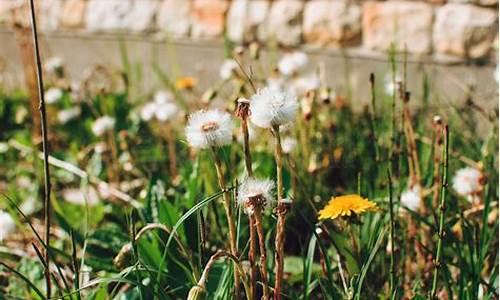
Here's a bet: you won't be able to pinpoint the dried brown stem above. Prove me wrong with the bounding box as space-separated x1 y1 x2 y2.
254 209 270 300
164 123 177 178
28 0 52 296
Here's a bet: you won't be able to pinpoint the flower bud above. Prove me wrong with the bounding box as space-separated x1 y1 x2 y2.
187 285 206 300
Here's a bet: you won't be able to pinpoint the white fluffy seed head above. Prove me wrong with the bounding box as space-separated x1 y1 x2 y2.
45 57 63 73
281 137 297 154
249 85 298 128
45 88 63 104
92 116 115 136
452 167 483 197
57 107 81 124
237 178 275 215
278 51 308 76
186 109 233 149
292 73 320 95
141 91 179 122
401 185 421 212
154 90 173 104
0 210 16 241
220 59 239 80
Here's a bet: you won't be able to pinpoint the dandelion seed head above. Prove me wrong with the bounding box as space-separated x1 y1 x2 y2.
45 57 63 73
154 90 173 104
45 87 63 104
186 109 233 149
237 178 275 214
281 137 297 154
141 91 179 122
452 167 483 198
401 185 421 212
92 116 115 136
292 73 320 95
140 102 157 121
219 59 239 80
278 51 308 76
0 210 16 241
250 85 298 128
57 107 81 124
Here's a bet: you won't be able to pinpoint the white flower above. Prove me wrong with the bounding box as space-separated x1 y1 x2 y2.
62 187 100 206
186 109 233 149
281 137 297 154
250 85 298 128
92 116 115 136
292 73 320 95
384 73 401 96
45 57 63 73
237 178 275 214
267 76 286 90
219 59 239 80
140 102 157 121
401 185 421 211
155 101 179 122
141 91 179 122
45 88 63 104
57 107 81 124
154 90 173 104
0 210 16 241
278 51 308 76
452 167 483 197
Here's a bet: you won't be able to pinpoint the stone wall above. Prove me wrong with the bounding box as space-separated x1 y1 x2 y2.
0 0 498 64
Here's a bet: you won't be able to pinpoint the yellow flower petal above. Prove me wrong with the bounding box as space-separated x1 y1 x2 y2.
318 194 378 221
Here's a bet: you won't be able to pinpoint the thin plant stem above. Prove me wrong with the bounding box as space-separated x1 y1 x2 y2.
254 209 270 300
272 125 288 300
249 215 258 299
387 169 396 298
211 147 240 296
430 125 449 299
28 0 52 296
164 123 177 178
236 99 258 299
195 250 252 300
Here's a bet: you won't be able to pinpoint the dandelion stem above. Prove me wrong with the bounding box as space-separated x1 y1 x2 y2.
272 125 287 300
211 147 240 296
165 123 177 178
387 169 396 298
254 208 270 300
430 125 449 299
236 99 258 299
28 0 52 296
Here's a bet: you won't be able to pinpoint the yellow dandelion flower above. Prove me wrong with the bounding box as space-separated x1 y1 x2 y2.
175 76 197 90
318 194 378 220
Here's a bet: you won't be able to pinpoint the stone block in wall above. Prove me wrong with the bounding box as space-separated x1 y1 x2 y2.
362 1 434 54
39 0 63 31
226 0 269 43
191 0 229 39
60 0 86 29
303 0 361 47
85 0 158 33
448 0 498 7
434 4 497 59
260 0 303 46
126 0 159 32
157 0 191 38
85 0 132 32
